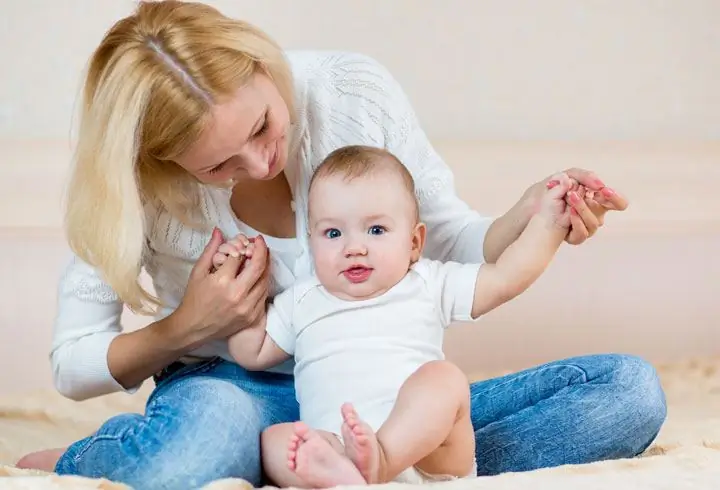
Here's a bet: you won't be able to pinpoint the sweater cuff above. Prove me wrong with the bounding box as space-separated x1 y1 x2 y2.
53 332 143 400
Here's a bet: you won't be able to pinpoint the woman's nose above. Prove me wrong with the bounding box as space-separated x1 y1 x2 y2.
241 146 271 179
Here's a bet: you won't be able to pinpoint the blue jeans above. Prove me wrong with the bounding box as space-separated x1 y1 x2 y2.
55 354 666 489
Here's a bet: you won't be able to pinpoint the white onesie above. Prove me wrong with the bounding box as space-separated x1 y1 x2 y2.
265 258 481 436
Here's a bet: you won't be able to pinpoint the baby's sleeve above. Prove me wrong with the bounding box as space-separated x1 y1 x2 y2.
416 259 482 326
264 289 297 355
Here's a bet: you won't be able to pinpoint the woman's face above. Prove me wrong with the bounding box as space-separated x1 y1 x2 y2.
176 72 291 184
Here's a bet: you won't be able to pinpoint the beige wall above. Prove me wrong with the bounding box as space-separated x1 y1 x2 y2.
0 2 718 394
1 0 719 141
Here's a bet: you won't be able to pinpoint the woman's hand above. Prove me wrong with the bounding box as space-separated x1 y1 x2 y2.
171 228 270 348
523 168 629 245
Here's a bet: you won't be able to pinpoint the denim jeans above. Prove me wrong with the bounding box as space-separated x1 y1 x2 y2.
55 354 667 489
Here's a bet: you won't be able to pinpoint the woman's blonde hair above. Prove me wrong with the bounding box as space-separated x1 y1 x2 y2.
65 0 294 314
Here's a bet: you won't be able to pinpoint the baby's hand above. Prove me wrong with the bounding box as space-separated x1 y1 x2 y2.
538 172 575 229
212 233 255 270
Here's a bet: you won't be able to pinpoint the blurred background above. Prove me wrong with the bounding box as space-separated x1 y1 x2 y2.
0 1 718 395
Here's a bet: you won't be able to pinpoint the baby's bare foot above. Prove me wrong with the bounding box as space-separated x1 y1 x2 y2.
341 403 383 484
288 421 365 488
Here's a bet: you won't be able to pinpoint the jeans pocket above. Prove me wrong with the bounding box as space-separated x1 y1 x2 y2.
153 357 224 387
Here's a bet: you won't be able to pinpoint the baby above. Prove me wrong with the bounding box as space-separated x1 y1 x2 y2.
213 145 575 488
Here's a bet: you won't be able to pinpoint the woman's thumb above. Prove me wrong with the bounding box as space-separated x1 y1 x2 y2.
193 228 225 277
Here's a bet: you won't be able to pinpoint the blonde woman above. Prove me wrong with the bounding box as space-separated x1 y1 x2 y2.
18 1 666 488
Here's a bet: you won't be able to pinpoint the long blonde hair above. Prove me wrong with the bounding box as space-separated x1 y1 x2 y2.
65 0 294 314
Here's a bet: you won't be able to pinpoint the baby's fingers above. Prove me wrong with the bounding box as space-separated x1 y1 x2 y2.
212 252 228 269
218 242 243 258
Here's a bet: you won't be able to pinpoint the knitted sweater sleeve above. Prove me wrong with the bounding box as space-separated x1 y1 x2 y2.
50 254 135 401
317 52 495 263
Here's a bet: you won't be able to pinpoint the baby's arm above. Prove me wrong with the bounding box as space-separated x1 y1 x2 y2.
470 173 573 318
227 313 290 371
215 233 293 370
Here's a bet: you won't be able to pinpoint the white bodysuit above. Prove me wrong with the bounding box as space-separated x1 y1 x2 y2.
265 258 481 436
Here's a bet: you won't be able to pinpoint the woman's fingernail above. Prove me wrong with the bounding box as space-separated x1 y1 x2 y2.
602 187 615 196
569 191 581 204
546 180 560 189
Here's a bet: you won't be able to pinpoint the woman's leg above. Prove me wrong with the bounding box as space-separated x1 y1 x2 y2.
469 353 667 475
53 359 299 490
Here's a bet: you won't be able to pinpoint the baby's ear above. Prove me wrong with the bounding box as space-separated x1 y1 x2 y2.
410 222 427 261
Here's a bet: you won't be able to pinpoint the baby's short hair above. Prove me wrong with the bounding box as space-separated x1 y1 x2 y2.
309 145 419 220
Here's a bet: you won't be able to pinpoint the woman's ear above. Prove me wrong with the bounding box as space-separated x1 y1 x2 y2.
410 222 427 262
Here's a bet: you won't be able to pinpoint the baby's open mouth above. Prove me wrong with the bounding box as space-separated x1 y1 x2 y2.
343 266 373 283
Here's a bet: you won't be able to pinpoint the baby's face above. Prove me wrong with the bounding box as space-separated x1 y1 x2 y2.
308 169 424 301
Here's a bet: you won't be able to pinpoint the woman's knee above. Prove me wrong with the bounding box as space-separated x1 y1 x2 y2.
146 377 267 484
609 354 667 438
66 377 267 489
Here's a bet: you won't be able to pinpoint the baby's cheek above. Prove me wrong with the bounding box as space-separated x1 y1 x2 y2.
310 243 336 275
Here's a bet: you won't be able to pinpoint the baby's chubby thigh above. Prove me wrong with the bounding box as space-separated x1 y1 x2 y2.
381 360 475 478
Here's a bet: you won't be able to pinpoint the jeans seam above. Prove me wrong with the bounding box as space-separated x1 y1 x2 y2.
473 363 590 399
72 433 130 465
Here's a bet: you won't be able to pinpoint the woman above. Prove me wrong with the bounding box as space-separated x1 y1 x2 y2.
19 1 666 489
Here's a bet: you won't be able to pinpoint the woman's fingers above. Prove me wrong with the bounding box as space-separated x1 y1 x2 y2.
585 197 606 227
192 228 225 279
234 236 268 291
566 210 590 245
568 191 600 237
597 187 629 211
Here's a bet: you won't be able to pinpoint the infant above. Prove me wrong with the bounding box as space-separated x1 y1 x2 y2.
213 145 575 488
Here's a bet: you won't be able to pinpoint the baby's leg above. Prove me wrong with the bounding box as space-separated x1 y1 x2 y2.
261 422 365 488
342 360 474 483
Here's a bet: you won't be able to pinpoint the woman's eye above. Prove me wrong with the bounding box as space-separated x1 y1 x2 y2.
368 225 385 235
208 162 227 174
325 228 341 239
254 117 269 137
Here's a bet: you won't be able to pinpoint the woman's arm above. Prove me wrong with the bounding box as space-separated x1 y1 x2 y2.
52 254 213 400
51 256 154 400
53 229 268 401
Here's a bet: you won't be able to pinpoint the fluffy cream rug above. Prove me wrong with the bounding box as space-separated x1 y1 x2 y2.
1 359 719 489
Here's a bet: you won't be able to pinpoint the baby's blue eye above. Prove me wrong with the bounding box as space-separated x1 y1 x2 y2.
325 228 341 239
368 225 385 235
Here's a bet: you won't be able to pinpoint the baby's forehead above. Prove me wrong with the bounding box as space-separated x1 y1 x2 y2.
309 169 417 218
